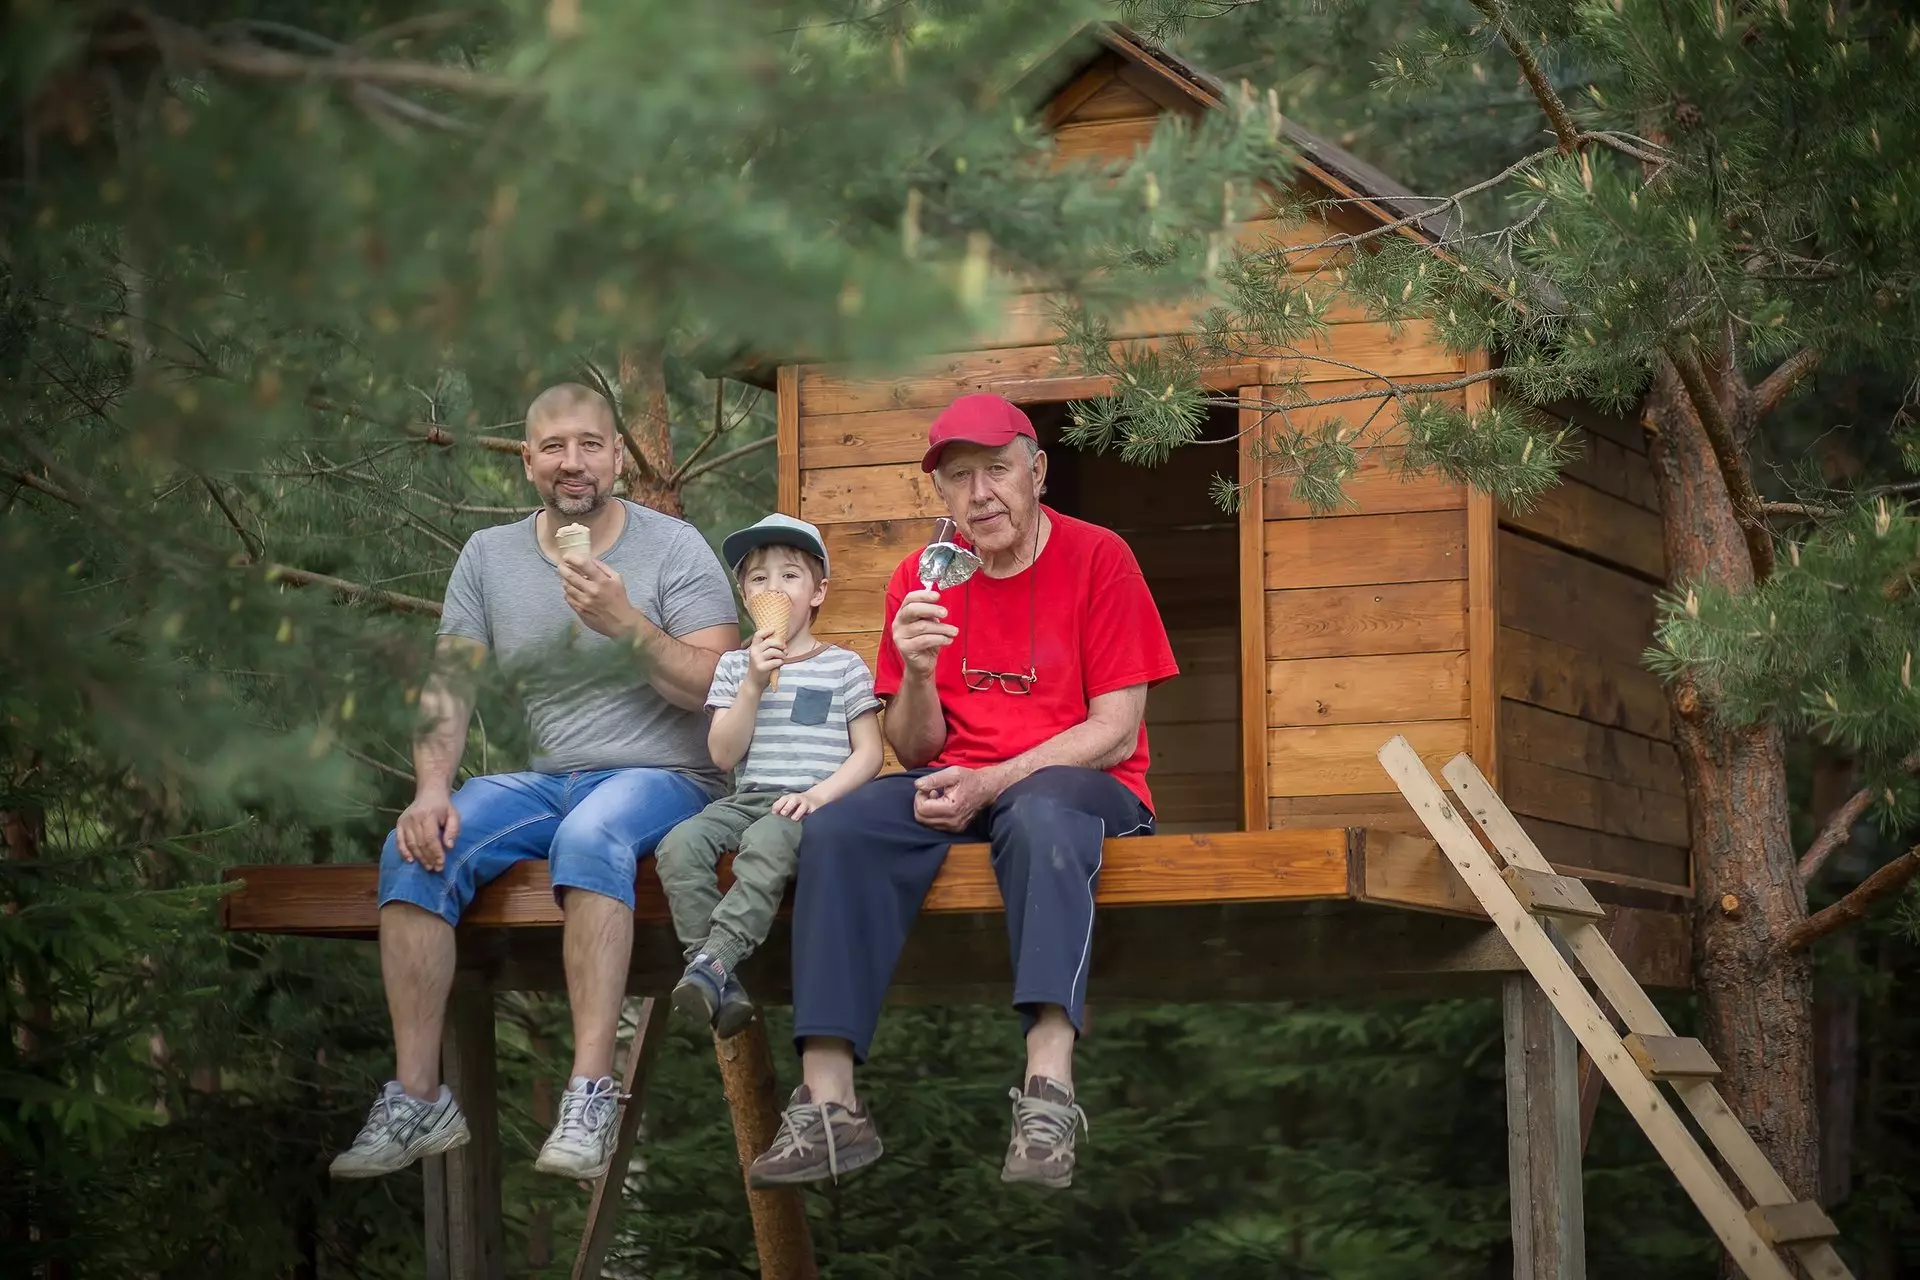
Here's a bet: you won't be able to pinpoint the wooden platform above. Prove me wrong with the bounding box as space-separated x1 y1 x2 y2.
220 828 1690 1000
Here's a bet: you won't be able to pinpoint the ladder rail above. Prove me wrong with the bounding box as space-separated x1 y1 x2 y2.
1378 738 1799 1280
1440 754 1853 1280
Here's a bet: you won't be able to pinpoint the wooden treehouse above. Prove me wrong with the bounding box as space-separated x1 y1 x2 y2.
221 25 1860 1280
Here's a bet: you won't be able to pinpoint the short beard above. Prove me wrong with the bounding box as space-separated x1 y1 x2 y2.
547 485 606 518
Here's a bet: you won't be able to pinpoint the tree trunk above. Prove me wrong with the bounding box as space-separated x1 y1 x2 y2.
617 345 682 517
1643 370 1820 1244
1807 750 1860 1209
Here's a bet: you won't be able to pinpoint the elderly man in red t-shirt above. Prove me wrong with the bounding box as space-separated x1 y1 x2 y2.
746 393 1178 1192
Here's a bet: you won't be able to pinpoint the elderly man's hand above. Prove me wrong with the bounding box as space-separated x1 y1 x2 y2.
560 558 640 638
891 588 957 679
912 765 1001 832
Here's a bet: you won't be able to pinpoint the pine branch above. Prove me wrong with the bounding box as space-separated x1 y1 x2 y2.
1798 751 1920 881
1777 844 1920 954
1 465 78 507
407 423 524 456
197 474 263 561
1763 501 1832 520
1666 346 1774 579
263 564 443 617
580 359 667 490
669 382 763 486
104 12 534 101
1469 0 1581 153
343 745 415 782
1754 348 1822 419
675 433 775 485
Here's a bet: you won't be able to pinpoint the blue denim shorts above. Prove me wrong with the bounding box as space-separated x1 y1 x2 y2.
377 769 711 925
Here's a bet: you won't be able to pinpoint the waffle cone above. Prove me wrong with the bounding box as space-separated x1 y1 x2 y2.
553 522 592 565
746 591 792 690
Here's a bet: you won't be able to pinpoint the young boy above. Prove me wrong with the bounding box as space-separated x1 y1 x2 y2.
654 514 883 1036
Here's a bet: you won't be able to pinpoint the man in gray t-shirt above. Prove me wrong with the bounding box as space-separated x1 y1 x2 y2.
330 382 740 1187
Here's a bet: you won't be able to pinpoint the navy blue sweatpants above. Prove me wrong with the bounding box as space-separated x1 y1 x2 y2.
790 765 1153 1062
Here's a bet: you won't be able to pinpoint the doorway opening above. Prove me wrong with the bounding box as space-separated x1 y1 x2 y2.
1026 403 1244 833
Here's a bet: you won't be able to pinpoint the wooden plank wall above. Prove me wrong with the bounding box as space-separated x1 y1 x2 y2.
783 54 1384 831
1495 401 1690 898
1260 380 1474 834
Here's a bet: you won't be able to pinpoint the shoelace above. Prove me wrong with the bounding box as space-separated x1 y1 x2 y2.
765 1100 843 1181
361 1089 415 1140
1007 1089 1088 1160
555 1077 624 1145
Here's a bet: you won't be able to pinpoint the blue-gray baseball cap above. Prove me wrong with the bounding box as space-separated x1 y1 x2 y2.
721 514 830 577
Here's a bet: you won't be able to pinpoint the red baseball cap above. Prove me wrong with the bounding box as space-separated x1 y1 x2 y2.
920 394 1037 472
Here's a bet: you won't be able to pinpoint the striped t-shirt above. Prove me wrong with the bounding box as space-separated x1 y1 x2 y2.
706 646 881 793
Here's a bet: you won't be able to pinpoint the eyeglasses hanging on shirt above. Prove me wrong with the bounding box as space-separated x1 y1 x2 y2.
957 513 1040 696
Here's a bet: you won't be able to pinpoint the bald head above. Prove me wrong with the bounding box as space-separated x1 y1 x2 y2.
526 382 616 445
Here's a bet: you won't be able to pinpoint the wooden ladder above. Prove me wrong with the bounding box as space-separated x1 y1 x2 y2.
1377 736 1854 1280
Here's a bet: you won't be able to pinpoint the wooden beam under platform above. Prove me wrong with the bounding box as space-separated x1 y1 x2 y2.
220 827 1691 998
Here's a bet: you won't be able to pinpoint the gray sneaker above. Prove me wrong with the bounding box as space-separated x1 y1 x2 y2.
533 1075 625 1180
746 1085 884 1187
1000 1076 1087 1188
329 1081 470 1179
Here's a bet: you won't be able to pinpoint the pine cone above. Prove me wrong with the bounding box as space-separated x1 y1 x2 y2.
1672 96 1703 131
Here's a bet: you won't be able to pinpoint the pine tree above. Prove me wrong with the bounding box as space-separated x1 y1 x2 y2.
1074 1 1920 1262
0 2 1286 1273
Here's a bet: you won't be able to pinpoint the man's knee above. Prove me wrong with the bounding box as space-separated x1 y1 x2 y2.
548 824 638 910
378 832 468 926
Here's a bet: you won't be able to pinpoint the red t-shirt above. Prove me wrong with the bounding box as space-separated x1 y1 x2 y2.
875 507 1180 812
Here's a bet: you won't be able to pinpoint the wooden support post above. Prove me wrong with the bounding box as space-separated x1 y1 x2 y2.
423 1159 449 1280
1236 384 1270 832
715 1019 818 1280
1504 975 1586 1280
425 974 504 1280
572 997 671 1280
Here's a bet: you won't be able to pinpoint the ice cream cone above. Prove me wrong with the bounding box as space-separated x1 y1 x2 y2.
746 590 792 690
554 522 592 566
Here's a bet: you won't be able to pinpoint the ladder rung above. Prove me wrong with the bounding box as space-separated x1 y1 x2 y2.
1500 866 1605 920
1623 1033 1721 1080
1747 1200 1839 1246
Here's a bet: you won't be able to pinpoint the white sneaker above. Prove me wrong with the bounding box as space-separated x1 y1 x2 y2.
533 1075 625 1179
329 1081 470 1179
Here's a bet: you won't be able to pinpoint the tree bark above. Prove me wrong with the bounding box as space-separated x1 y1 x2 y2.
714 1021 817 1280
1643 369 1820 1256
616 345 682 517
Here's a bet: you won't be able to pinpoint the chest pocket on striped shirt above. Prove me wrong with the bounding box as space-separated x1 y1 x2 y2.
789 686 832 726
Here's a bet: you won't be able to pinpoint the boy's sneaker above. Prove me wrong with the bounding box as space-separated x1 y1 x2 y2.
672 953 756 1039
532 1075 625 1180
329 1081 470 1179
1000 1076 1087 1189
746 1085 884 1187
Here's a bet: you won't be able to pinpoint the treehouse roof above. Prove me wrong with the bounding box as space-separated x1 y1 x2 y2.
1024 23 1456 241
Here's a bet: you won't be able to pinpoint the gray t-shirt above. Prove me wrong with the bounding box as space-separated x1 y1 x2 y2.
439 500 740 789
706 646 880 792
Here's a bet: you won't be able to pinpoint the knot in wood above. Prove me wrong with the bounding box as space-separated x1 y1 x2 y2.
1719 892 1741 916
1675 683 1702 718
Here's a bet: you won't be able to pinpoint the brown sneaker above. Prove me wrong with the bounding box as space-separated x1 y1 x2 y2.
746 1085 884 1187
1000 1076 1086 1189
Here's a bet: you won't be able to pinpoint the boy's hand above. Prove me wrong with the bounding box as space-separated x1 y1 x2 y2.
770 788 826 820
744 626 786 689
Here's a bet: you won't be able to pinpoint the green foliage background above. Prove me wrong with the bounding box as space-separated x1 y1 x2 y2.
2 1 1916 1276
